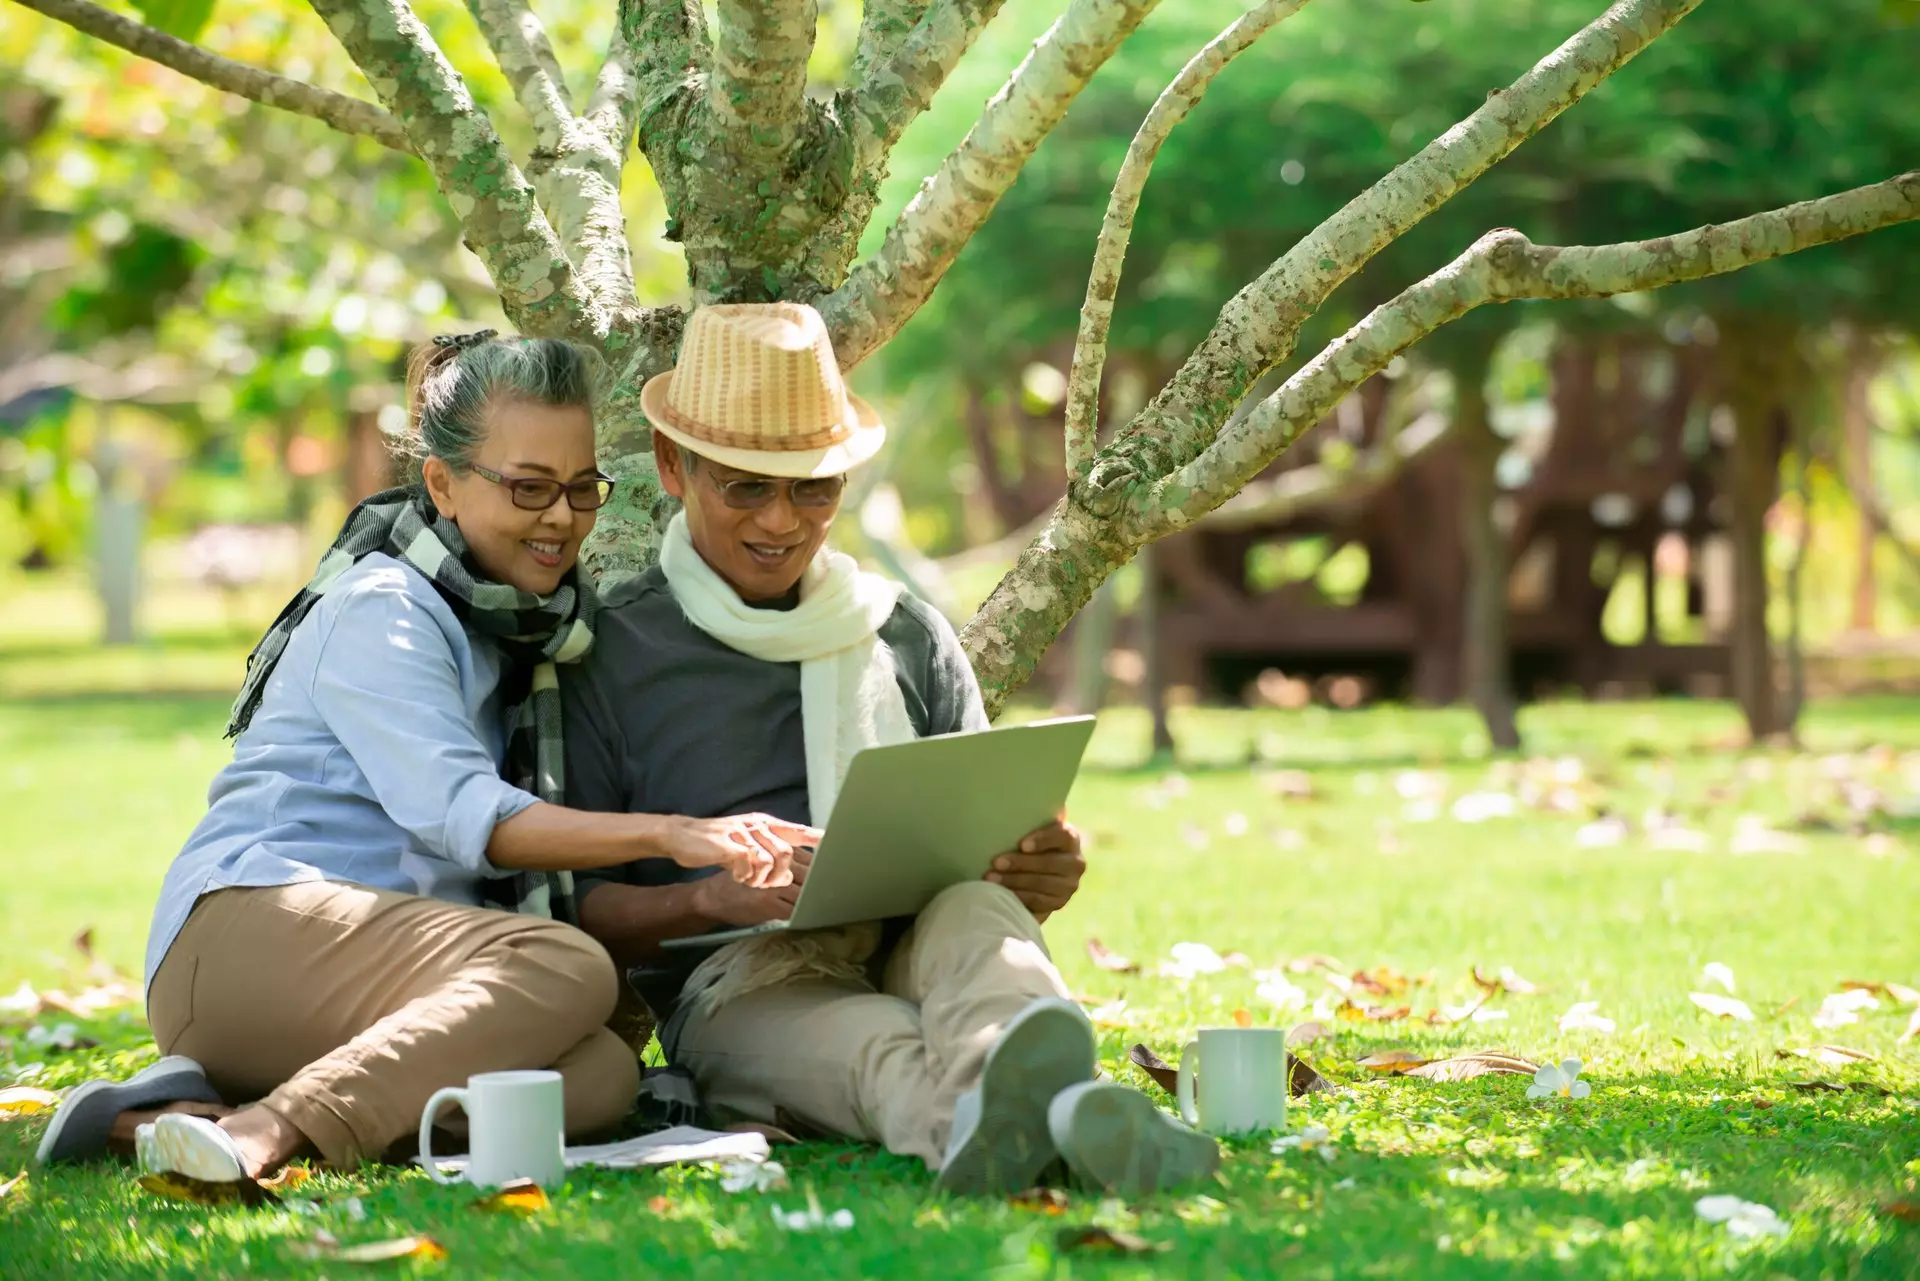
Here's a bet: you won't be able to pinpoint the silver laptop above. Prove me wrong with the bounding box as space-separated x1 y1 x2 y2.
661 715 1096 950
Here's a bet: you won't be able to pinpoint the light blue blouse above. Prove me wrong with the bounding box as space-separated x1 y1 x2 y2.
144 553 540 989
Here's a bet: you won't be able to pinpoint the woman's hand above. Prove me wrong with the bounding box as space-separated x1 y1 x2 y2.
662 813 819 888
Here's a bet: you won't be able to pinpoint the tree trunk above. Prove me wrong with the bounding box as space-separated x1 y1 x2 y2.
1721 339 1787 742
1452 342 1520 750
1065 579 1119 715
1136 542 1175 756
1841 340 1878 634
1782 426 1809 735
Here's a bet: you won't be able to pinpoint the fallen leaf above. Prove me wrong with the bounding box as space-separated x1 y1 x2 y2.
472 1179 550 1214
1287 1022 1329 1046
71 927 95 960
1751 1097 1774 1109
723 1121 801 1145
257 1165 313 1192
1778 1045 1877 1067
1232 1008 1253 1029
0 1171 25 1201
1471 966 1539 996
1881 1200 1920 1223
1842 979 1920 1004
1350 966 1411 998
0 1086 59 1118
1788 1080 1891 1096
1903 1007 1920 1045
1357 1050 1434 1074
1689 993 1755 1022
1056 1225 1166 1255
290 1233 449 1263
1285 953 1346 975
647 1195 672 1213
1084 938 1138 974
1406 1053 1541 1082
1128 1044 1178 1097
1010 1187 1070 1215
1288 1054 1334 1097
1336 1000 1412 1023
1261 769 1316 800
137 1172 279 1208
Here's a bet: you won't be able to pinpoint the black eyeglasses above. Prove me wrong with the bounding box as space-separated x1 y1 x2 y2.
693 460 846 510
468 464 617 512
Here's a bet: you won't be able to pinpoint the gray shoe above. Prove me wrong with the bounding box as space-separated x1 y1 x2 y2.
34 1055 222 1167
936 997 1095 1196
1047 1080 1221 1196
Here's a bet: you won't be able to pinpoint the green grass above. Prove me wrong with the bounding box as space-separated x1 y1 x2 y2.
3 695 1920 1278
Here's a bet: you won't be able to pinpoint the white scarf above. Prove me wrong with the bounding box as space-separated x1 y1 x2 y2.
659 512 917 1014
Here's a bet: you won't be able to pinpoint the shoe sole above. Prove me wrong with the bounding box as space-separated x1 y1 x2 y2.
145 1113 247 1182
34 1056 221 1167
937 1000 1095 1196
1055 1083 1221 1196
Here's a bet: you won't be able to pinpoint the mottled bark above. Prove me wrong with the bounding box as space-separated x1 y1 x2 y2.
1452 344 1520 751
1063 0 1309 479
821 0 1165 369
307 0 601 338
17 0 411 152
1086 0 1701 512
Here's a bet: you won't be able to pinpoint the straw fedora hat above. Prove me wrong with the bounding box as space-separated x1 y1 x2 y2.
640 302 886 479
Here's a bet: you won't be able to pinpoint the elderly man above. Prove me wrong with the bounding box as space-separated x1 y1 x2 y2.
559 302 1216 1195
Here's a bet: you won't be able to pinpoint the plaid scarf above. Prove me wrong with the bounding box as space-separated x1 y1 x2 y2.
228 485 598 923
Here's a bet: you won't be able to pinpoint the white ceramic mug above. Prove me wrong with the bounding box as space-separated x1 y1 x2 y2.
1175 1027 1289 1136
419 1069 566 1189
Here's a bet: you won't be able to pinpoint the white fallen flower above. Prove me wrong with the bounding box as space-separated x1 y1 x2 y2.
1438 1003 1508 1024
1254 973 1308 1011
1270 1126 1336 1162
1451 791 1517 823
23 1023 79 1051
1558 1002 1617 1035
1222 812 1250 838
1701 962 1737 994
1087 998 1132 1026
1576 816 1629 848
719 1159 788 1194
1689 992 1754 1022
1811 989 1880 1030
1160 942 1228 981
1395 771 1441 800
1695 1195 1788 1239
0 982 39 1017
772 1200 854 1232
1526 1058 1591 1100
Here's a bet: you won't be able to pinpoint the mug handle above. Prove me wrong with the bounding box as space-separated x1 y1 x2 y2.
1175 1040 1200 1126
419 1086 468 1185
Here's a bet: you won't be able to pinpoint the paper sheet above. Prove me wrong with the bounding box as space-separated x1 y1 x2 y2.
418 1125 771 1175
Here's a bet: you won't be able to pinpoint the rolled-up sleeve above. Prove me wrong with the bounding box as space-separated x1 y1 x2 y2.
309 575 538 873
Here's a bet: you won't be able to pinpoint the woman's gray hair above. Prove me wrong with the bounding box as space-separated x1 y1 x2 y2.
399 333 604 473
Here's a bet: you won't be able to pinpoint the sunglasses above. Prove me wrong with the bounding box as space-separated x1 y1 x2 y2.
468 464 617 512
692 460 846 510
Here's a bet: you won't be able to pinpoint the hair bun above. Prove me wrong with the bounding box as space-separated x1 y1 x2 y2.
431 329 498 352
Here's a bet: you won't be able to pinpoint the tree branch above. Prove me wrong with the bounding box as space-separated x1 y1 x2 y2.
851 0 1011 163
709 0 817 161
821 0 1165 370
1146 171 1920 532
1088 0 1701 505
306 0 601 337
12 0 411 153
1199 409 1449 531
465 0 572 153
1063 0 1309 480
588 0 709 156
852 0 931 86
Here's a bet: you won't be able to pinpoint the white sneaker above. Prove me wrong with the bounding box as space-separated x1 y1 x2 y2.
137 1113 247 1183
34 1055 222 1167
936 997 1095 1196
1047 1080 1221 1196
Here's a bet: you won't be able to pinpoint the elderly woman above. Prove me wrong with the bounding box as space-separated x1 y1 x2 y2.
36 333 806 1182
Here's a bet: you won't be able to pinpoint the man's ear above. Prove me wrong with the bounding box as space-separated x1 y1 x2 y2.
422 455 458 518
653 430 687 500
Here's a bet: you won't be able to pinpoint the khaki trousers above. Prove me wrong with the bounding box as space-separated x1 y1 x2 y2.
675 881 1075 1168
147 882 639 1168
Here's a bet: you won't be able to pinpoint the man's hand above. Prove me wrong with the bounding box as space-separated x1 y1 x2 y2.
693 847 812 928
984 819 1085 922
660 813 819 888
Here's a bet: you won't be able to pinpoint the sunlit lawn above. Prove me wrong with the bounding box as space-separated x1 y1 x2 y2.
3 683 1919 1278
